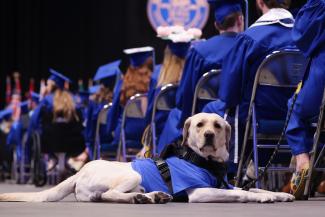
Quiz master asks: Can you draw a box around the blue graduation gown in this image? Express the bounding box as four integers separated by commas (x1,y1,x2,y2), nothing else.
7,121,23,161
144,65,174,142
157,33,239,153
27,94,54,136
84,100,109,156
286,0,325,155
219,21,296,122
104,79,124,148
176,33,238,128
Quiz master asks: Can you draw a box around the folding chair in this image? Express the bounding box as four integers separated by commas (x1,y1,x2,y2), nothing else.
304,88,325,198
119,93,148,161
11,132,29,184
151,83,178,155
236,50,309,188
191,69,221,115
93,102,112,160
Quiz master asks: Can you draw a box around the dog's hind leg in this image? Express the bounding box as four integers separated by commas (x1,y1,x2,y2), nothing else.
100,172,150,203
100,172,172,204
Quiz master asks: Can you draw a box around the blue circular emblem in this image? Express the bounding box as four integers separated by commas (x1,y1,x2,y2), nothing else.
147,0,210,30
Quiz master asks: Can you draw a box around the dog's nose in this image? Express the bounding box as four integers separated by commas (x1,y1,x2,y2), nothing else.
204,131,215,140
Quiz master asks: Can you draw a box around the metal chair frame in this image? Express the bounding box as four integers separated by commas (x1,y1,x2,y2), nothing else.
236,50,309,188
304,88,325,198
93,102,113,160
151,83,178,155
191,69,221,116
118,93,148,161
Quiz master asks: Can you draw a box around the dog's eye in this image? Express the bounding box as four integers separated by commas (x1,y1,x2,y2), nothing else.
214,122,221,129
197,122,204,128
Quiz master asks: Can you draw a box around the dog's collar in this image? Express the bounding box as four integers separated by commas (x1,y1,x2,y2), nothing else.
177,146,230,189
157,141,231,190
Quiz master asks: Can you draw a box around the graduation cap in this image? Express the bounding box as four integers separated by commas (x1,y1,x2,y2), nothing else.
88,85,100,95
94,60,121,87
123,47,154,68
208,0,243,24
0,109,13,121
168,42,191,58
48,68,72,89
31,92,40,103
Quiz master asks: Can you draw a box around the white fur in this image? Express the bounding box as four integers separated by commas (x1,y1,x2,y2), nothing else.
0,113,295,203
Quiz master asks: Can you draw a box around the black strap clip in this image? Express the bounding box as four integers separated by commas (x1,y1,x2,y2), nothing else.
153,158,173,194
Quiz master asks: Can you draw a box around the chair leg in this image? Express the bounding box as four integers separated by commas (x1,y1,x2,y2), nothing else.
252,106,260,188
235,119,251,187
121,129,126,162
304,105,325,199
151,123,157,156
304,141,318,199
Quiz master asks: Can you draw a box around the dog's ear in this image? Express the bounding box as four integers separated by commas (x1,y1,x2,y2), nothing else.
224,121,231,150
181,117,192,146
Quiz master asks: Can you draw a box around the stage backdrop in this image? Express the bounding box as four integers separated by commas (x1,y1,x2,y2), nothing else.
0,0,306,108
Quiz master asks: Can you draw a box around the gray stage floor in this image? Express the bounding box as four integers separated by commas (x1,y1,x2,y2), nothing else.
0,183,325,217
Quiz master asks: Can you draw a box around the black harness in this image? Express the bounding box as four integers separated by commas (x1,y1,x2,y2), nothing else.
153,140,231,194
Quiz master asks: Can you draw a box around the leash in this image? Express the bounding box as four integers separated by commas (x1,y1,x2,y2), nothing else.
241,58,311,191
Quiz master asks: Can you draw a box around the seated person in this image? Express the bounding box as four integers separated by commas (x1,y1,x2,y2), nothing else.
105,47,157,150
285,0,325,198
28,69,87,171
6,98,36,167
143,26,201,148
157,0,245,154
201,0,295,165
40,88,85,171
0,108,15,177
84,60,120,159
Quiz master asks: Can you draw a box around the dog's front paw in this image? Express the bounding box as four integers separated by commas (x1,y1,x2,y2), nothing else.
133,194,154,204
153,191,173,204
255,193,276,203
272,192,295,202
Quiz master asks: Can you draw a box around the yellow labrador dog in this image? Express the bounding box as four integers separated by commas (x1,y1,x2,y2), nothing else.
0,113,294,203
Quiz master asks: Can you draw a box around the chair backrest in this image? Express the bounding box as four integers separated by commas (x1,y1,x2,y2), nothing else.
256,50,308,87
250,50,308,110
93,102,113,160
152,83,178,119
191,69,221,115
98,103,112,125
123,93,148,122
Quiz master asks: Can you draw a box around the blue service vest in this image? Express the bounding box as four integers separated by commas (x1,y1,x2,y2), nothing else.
131,157,230,195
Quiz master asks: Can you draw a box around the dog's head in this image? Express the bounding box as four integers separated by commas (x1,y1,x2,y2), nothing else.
181,113,231,163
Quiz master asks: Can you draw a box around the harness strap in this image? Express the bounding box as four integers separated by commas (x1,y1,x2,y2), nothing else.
155,144,232,191
153,158,173,194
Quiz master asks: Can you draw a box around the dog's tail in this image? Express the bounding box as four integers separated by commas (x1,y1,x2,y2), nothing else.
0,174,77,202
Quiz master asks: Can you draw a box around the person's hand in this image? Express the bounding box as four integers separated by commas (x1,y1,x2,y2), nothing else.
12,102,21,121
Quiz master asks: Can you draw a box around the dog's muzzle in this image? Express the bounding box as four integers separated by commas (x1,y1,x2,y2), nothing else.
201,131,216,151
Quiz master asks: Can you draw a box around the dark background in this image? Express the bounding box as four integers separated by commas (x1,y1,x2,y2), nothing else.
0,0,307,108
